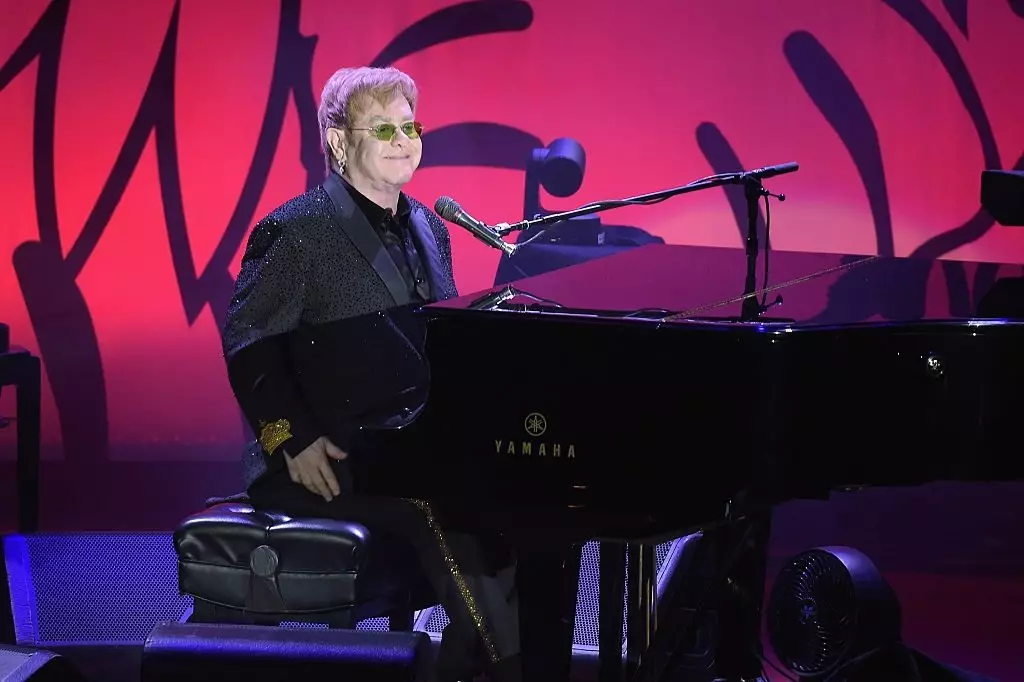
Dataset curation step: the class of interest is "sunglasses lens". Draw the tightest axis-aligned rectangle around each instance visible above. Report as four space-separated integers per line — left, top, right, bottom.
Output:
373 124 398 141
401 121 423 139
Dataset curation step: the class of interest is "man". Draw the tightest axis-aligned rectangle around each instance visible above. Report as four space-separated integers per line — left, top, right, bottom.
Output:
221 66 520 682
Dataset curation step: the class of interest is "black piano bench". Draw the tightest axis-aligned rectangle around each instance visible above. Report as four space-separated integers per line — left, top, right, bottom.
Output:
174 498 416 631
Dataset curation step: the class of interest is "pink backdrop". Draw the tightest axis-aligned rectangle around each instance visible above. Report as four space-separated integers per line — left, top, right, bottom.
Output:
1 0 1022 464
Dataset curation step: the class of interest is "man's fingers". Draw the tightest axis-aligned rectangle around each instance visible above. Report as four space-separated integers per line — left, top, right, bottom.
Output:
285 457 300 483
324 439 348 460
298 463 334 502
318 459 341 497
298 472 318 496
311 471 334 501
291 441 340 501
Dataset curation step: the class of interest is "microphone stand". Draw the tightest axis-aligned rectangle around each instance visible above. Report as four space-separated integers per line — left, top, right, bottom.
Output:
495 174 744 235
493 165 793 322
740 177 765 322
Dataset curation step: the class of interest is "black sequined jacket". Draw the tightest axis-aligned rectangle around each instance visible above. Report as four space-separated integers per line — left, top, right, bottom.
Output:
221 172 459 488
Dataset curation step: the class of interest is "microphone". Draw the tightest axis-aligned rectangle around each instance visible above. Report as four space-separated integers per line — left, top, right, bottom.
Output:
740 161 799 181
434 196 516 256
467 284 518 310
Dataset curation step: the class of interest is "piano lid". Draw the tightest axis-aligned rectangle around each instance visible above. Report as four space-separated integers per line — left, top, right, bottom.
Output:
431 244 1024 326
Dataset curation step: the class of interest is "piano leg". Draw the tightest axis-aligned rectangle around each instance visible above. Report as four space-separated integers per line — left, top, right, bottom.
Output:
517 542 582 682
625 543 658 678
709 512 771 680
626 515 771 681
598 542 626 682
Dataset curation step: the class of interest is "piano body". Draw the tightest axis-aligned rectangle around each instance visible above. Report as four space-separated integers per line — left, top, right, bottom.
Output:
354 242 1024 681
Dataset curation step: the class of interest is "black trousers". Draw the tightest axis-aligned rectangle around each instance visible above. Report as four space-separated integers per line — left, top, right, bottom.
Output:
248 470 521 680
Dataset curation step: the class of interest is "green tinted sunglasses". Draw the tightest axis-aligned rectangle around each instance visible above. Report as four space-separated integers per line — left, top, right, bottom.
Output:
351 121 424 142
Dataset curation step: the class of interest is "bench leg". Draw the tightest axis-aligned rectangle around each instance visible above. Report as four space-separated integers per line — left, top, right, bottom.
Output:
385 607 415 632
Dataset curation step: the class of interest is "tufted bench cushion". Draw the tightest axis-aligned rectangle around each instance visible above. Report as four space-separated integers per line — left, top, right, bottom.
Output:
175 502 368 626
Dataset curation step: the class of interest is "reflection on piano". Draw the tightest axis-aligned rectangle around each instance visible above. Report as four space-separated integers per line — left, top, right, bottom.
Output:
353 243 1024 681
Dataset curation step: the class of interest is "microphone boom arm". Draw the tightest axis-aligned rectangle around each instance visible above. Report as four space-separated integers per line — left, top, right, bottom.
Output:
492 161 798 237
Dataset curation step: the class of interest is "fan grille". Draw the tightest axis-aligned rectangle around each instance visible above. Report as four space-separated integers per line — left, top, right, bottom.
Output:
767 550 858 676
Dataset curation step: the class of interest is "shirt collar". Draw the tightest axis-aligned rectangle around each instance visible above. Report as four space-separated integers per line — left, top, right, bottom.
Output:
337 172 411 232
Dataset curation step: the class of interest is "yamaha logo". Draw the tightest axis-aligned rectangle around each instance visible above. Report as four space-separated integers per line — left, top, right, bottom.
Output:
494 412 576 459
524 412 547 437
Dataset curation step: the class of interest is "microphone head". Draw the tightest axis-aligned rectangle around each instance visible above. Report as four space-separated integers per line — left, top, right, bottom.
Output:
434 196 461 222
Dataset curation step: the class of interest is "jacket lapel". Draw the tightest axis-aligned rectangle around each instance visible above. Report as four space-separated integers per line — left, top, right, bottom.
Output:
408 207 455 301
322 173 411 306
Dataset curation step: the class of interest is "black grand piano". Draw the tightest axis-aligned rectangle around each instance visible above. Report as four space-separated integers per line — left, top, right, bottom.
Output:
354 170 1024 681
352 241 1024 681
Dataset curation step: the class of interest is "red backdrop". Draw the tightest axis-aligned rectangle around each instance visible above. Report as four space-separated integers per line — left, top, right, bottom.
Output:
1 0 1023 464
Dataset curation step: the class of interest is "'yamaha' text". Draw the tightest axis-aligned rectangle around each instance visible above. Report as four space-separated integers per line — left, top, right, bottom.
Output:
494 439 577 458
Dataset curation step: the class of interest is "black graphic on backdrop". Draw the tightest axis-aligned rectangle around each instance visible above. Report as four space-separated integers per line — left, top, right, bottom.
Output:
942 0 969 36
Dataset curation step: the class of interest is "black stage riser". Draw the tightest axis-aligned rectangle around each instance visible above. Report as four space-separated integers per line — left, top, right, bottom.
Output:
141 622 430 682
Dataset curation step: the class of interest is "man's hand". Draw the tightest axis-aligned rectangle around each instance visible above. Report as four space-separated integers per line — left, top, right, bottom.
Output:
284 436 348 502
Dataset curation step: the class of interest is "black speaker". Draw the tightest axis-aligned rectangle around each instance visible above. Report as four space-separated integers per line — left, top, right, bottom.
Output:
0 644 85 682
976 276 1024 318
981 169 1024 226
141 622 431 682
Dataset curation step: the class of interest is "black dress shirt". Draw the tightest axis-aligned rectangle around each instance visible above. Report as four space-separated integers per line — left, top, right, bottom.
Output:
341 176 432 302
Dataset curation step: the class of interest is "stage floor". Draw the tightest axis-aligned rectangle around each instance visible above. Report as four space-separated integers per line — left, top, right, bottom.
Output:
760 571 1024 681
2 455 1022 680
